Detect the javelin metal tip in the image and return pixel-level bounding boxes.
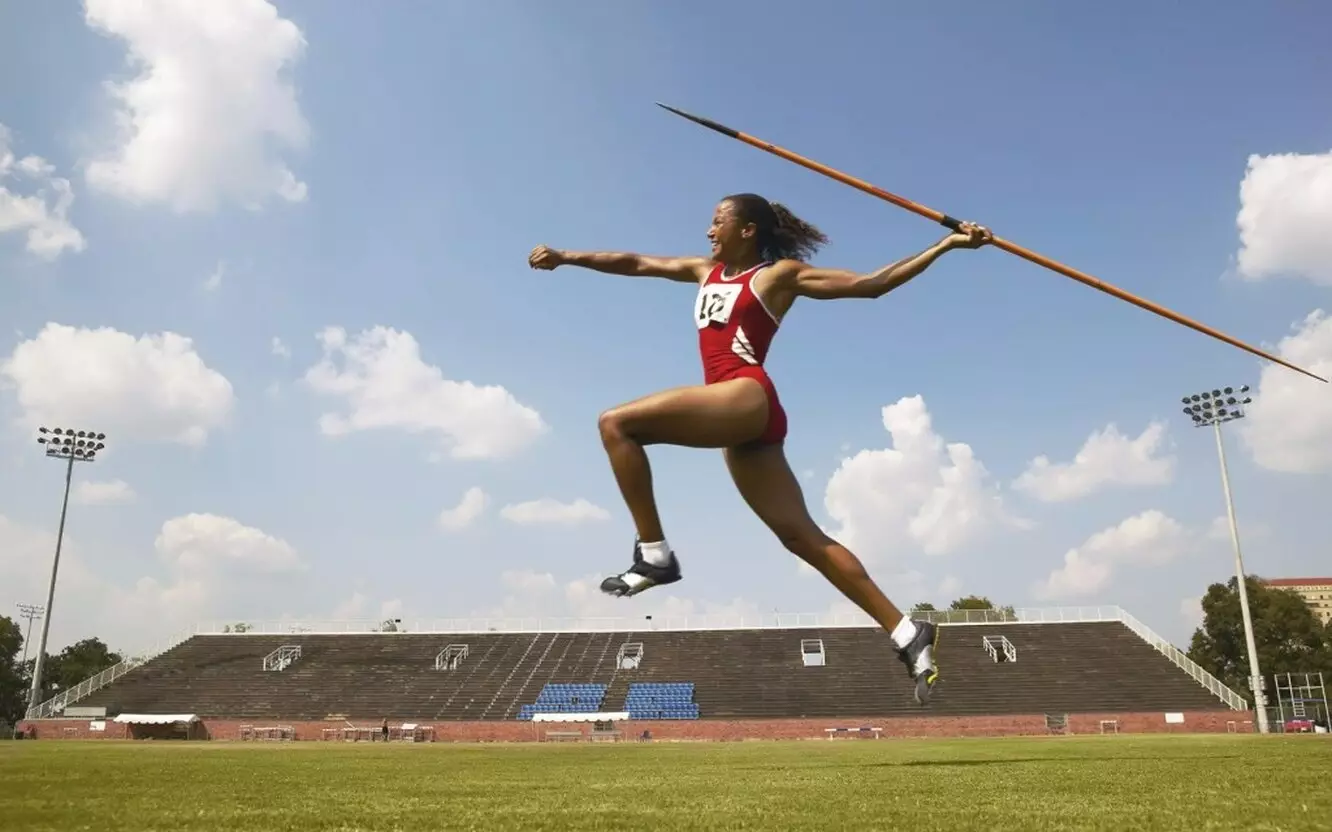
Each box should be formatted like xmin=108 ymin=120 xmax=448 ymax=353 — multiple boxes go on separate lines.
xmin=655 ymin=102 xmax=739 ymax=138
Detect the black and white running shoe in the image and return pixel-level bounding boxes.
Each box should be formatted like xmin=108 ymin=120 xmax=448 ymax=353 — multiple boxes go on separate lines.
xmin=896 ymin=620 xmax=940 ymax=706
xmin=599 ymin=539 xmax=682 ymax=597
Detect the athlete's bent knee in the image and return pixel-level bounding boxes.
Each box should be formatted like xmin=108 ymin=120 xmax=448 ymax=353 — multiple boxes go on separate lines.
xmin=598 ymin=408 xmax=625 ymax=444
xmin=600 ymin=406 xmax=646 ymax=446
xmin=771 ymin=521 xmax=831 ymax=560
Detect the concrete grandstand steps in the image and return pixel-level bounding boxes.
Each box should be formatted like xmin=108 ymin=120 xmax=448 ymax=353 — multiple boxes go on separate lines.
xmin=436 ymin=634 xmax=538 ymax=721
xmin=428 ymin=634 xmax=518 ymax=720
xmin=479 ymin=633 xmax=561 ymax=720
xmin=564 ymin=631 xmax=618 ymax=681
xmin=499 ymin=632 xmax=606 ymax=719
xmin=75 ymin=620 xmax=1232 ymax=723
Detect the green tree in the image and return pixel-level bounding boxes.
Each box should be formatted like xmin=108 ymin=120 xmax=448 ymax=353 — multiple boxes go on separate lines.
xmin=948 ymin=596 xmax=1018 ymax=621
xmin=0 ymin=616 xmax=26 ymax=725
xmin=28 ymin=638 xmax=123 ymax=703
xmin=911 ymin=602 xmax=937 ymax=612
xmin=222 ymin=623 xmax=251 ymax=634
xmin=949 ymin=595 xmax=994 ymax=610
xmin=1188 ymin=576 xmax=1332 ymax=700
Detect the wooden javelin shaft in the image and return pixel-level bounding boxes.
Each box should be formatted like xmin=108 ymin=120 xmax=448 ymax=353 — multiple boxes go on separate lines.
xmin=656 ymin=103 xmax=1327 ymax=384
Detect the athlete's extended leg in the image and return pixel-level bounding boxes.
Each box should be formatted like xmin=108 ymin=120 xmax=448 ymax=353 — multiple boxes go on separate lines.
xmin=723 ymin=442 xmax=940 ymax=705
xmin=596 ymin=377 xmax=769 ymax=597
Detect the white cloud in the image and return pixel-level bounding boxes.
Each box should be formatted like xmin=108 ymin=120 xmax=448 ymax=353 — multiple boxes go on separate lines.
xmin=270 ymin=336 xmax=290 ymax=359
xmin=475 ymin=567 xmax=763 ymax=623
xmin=73 ymin=479 xmax=136 ymax=505
xmin=83 ymin=0 xmax=309 ymax=211
xmin=304 ymin=326 xmax=546 ymax=460
xmin=1238 ymin=310 xmax=1332 ymax=473
xmin=1013 ymin=422 xmax=1174 ymax=503
xmin=1 ymin=323 xmax=234 ymax=446
xmin=938 ymin=575 xmax=961 ymax=598
xmin=499 ymin=498 xmax=611 ymax=527
xmin=1179 ymin=596 xmax=1204 ymax=631
xmin=0 ymin=124 xmax=86 ymax=260
xmin=1206 ymin=515 xmax=1270 ymax=546
xmin=500 ymin=568 xmax=558 ymax=596
xmin=1205 ymin=516 xmax=1236 ymax=545
xmin=202 ymin=262 xmax=224 ymax=292
xmin=439 ymin=487 xmax=488 ymax=532
xmin=0 ymin=514 xmax=105 ymax=642
xmin=1235 ymin=151 xmax=1332 ymax=285
xmin=110 ymin=513 xmax=304 ymax=646
xmin=332 ymin=591 xmax=404 ymax=622
xmin=1035 ymin=510 xmax=1190 ymax=600
xmin=155 ymin=513 xmax=304 ymax=575
xmin=0 ymin=512 xmax=302 ymax=654
xmin=823 ymin=395 xmax=1027 ymax=563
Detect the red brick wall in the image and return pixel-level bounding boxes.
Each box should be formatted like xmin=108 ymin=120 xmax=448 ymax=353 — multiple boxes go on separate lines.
xmin=18 ymin=710 xmax=1253 ymax=741
xmin=15 ymin=719 xmax=129 ymax=740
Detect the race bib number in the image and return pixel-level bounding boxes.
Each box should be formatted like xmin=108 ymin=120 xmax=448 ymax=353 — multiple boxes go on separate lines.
xmin=695 ymin=283 xmax=742 ymax=329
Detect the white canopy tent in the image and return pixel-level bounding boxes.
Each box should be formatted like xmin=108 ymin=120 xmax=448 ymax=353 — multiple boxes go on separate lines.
xmin=112 ymin=713 xmax=200 ymax=725
xmin=112 ymin=713 xmax=202 ymax=739
xmin=530 ymin=712 xmax=629 ymax=723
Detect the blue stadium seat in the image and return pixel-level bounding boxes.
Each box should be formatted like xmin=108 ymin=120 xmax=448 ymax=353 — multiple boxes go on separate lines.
xmin=623 ymin=681 xmax=699 ymax=720
xmin=515 ymin=682 xmax=610 ymax=720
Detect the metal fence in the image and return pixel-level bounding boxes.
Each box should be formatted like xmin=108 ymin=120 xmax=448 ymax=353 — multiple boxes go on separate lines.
xmin=190 ymin=605 xmax=1133 ymax=636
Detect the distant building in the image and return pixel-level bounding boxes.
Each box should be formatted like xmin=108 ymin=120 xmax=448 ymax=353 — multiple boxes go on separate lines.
xmin=1262 ymin=577 xmax=1332 ymax=625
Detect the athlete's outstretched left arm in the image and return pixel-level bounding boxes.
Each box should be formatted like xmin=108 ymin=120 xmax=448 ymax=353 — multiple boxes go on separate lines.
xmin=787 ymin=222 xmax=992 ymax=300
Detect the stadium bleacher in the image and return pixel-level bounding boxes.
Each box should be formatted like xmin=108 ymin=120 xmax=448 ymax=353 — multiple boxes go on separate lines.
xmin=44 ymin=614 xmax=1241 ymax=727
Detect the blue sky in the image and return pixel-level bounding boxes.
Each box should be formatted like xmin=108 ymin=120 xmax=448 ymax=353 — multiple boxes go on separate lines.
xmin=1 ymin=1 xmax=1329 ymax=655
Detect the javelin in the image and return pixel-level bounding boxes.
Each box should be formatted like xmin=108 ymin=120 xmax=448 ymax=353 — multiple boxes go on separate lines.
xmin=656 ymin=103 xmax=1327 ymax=384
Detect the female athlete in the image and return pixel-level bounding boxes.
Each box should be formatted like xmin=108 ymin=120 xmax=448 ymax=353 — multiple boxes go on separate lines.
xmin=528 ymin=193 xmax=991 ymax=704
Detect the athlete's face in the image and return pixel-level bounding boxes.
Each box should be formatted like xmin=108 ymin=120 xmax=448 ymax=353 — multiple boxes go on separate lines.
xmin=707 ymin=200 xmax=756 ymax=261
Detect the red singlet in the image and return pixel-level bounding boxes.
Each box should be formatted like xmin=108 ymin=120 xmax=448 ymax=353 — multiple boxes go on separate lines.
xmin=694 ymin=261 xmax=788 ymax=445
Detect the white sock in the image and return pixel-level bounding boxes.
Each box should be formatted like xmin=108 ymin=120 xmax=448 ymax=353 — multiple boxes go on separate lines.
xmin=638 ymin=539 xmax=673 ymax=568
xmin=890 ymin=617 xmax=918 ymax=650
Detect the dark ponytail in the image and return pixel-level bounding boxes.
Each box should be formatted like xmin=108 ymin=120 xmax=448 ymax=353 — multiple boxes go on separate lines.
xmin=724 ymin=193 xmax=829 ymax=262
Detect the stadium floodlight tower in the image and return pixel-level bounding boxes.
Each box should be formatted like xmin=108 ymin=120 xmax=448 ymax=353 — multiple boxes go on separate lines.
xmin=16 ymin=603 xmax=45 ymax=687
xmin=1179 ymin=386 xmax=1268 ymax=735
xmin=26 ymin=426 xmax=107 ymax=716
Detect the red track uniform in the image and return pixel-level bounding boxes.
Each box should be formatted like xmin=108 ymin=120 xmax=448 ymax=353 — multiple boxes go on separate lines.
xmin=693 ymin=261 xmax=787 ymax=444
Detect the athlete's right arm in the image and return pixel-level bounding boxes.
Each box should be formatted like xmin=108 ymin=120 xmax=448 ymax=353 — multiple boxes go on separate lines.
xmin=529 ymin=246 xmax=710 ymax=284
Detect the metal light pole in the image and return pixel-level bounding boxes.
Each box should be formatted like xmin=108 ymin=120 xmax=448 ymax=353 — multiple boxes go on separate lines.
xmin=16 ymin=604 xmax=44 ymax=693
xmin=26 ymin=427 xmax=106 ymax=716
xmin=1180 ymin=385 xmax=1268 ymax=734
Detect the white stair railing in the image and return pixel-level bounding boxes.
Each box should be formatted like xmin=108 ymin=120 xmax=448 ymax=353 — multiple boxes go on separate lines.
xmin=1115 ymin=608 xmax=1247 ymax=711
xmin=24 ymin=628 xmax=197 ymax=720
xmin=982 ymin=634 xmax=1018 ymax=663
xmin=262 ymin=645 xmax=303 ymax=672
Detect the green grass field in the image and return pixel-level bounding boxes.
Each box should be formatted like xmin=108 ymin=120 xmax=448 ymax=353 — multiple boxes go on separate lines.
xmin=1 ymin=736 xmax=1327 ymax=831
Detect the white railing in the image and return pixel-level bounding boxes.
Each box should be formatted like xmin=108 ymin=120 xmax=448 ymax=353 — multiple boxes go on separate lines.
xmin=24 ymin=628 xmax=196 ymax=720
xmin=1115 ymin=608 xmax=1248 ymax=711
xmin=262 ymin=645 xmax=303 ymax=672
xmin=982 ymin=634 xmax=1018 ymax=663
xmin=190 ymin=606 xmax=1132 ymax=636
xmin=435 ymin=644 xmax=469 ymax=671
